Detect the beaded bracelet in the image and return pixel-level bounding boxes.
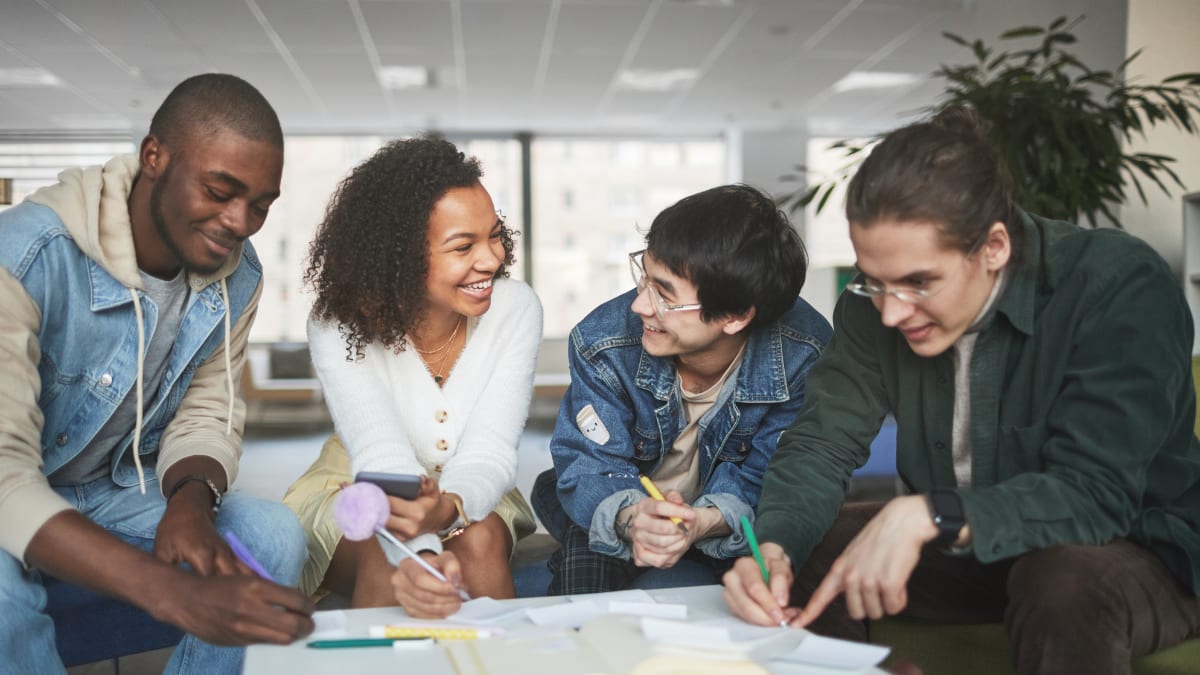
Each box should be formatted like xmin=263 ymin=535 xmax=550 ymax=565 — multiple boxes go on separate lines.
xmin=167 ymin=474 xmax=222 ymax=516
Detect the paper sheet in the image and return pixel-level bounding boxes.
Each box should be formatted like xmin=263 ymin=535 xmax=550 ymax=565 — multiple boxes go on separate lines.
xmin=777 ymin=633 xmax=891 ymax=670
xmin=310 ymin=610 xmax=347 ymax=637
xmin=608 ymin=600 xmax=687 ymax=619
xmin=641 ymin=616 xmax=805 ymax=661
xmin=526 ymin=600 xmax=606 ymax=628
xmin=449 ymin=597 xmax=531 ymax=624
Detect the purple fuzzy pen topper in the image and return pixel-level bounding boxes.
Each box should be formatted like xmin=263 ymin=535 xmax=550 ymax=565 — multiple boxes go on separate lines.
xmin=334 ymin=482 xmax=470 ymax=601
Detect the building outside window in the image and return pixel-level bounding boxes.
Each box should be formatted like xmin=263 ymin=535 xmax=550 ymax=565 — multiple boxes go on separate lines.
xmin=531 ymin=137 xmax=725 ymax=337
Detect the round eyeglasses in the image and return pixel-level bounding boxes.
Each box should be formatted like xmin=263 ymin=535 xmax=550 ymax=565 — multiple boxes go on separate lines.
xmin=628 ymin=250 xmax=702 ymax=321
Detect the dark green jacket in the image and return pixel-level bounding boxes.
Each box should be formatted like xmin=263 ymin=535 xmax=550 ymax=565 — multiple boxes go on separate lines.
xmin=757 ymin=212 xmax=1200 ymax=593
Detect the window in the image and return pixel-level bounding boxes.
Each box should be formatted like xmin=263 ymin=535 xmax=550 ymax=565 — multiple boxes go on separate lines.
xmin=531 ymin=137 xmax=726 ymax=336
xmin=0 ymin=140 xmax=135 ymax=213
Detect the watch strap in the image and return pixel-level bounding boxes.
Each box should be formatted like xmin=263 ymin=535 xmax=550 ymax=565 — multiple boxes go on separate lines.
xmin=926 ymin=489 xmax=965 ymax=547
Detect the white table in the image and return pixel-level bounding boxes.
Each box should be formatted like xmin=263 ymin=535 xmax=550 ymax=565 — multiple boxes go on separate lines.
xmin=244 ymin=585 xmax=888 ymax=674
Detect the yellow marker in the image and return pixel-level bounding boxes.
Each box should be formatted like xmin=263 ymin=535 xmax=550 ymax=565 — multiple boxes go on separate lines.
xmin=369 ymin=625 xmax=498 ymax=640
xmin=639 ymin=475 xmax=689 ymax=535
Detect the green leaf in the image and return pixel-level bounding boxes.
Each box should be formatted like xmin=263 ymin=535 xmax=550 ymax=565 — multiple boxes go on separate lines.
xmin=1000 ymin=26 xmax=1045 ymax=40
xmin=815 ymin=183 xmax=838 ymax=215
xmin=942 ymin=31 xmax=969 ymax=47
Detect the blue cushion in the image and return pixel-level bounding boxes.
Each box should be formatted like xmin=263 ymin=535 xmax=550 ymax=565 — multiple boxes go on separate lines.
xmin=44 ymin=576 xmax=183 ymax=666
xmin=853 ymin=417 xmax=898 ymax=479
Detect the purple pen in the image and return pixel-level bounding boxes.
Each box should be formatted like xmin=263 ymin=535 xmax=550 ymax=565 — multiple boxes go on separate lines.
xmin=222 ymin=529 xmax=276 ymax=582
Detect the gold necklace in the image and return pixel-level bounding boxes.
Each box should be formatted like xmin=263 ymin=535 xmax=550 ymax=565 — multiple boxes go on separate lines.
xmin=430 ymin=341 xmax=455 ymax=385
xmin=412 ymin=316 xmax=462 ymax=355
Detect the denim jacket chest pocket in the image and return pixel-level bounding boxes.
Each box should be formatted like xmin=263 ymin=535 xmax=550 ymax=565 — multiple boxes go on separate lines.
xmin=631 ymin=427 xmax=663 ymax=463
xmin=715 ymin=425 xmax=757 ymax=463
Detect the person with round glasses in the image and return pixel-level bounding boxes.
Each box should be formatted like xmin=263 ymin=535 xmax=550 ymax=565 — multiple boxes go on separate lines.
xmin=531 ymin=184 xmax=831 ymax=595
xmin=723 ymin=106 xmax=1200 ymax=672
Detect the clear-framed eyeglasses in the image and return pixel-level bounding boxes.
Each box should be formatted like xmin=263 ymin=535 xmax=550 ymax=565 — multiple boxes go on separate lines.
xmin=628 ymin=249 xmax=702 ymax=321
xmin=845 ymin=254 xmax=973 ymax=305
xmin=845 ymin=276 xmax=946 ymax=304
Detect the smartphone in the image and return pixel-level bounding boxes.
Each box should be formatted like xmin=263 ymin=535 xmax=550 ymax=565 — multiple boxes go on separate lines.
xmin=354 ymin=471 xmax=422 ymax=500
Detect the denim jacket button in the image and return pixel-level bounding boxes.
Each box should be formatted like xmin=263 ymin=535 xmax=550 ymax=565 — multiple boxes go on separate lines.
xmin=56 ymin=433 xmax=68 ymax=446
xmin=98 ymin=373 xmax=113 ymax=387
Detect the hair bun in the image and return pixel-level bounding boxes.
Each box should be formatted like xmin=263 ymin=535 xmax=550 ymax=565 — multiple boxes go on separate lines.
xmin=930 ymin=105 xmax=991 ymax=139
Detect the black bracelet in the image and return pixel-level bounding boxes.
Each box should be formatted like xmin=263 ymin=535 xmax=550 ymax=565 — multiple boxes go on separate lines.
xmin=167 ymin=474 xmax=222 ymax=516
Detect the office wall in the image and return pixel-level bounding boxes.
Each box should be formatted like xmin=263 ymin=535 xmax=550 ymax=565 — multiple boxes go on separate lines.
xmin=1120 ymin=0 xmax=1200 ymax=276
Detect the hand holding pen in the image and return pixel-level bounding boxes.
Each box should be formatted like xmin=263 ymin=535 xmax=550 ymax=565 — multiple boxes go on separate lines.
xmin=334 ymin=481 xmax=470 ymax=616
xmin=721 ymin=520 xmax=799 ymax=628
xmin=639 ymin=475 xmax=690 ymax=535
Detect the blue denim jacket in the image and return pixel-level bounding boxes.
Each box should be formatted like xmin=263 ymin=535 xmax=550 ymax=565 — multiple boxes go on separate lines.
xmin=0 ymin=201 xmax=262 ymax=487
xmin=550 ymin=289 xmax=831 ymax=560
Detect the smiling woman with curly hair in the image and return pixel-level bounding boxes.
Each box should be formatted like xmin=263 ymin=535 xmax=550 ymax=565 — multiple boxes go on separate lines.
xmin=283 ymin=136 xmax=543 ymax=616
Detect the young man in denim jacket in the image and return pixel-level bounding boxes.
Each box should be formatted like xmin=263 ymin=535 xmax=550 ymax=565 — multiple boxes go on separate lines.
xmin=0 ymin=74 xmax=314 ymax=674
xmin=532 ymin=184 xmax=832 ymax=594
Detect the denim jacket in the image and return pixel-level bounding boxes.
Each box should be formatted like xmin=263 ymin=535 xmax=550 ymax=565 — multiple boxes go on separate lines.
xmin=549 ymin=289 xmax=831 ymax=560
xmin=0 ymin=156 xmax=263 ymax=559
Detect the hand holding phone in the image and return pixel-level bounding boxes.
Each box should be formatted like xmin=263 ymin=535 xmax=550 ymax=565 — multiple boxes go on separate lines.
xmin=353 ymin=471 xmax=422 ymax=500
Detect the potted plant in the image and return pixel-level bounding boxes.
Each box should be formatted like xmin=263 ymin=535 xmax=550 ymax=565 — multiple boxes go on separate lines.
xmin=783 ymin=16 xmax=1200 ymax=227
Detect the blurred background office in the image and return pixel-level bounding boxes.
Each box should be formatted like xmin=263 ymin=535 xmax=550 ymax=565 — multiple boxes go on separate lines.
xmin=3 ymin=0 xmax=1196 ymax=340
xmin=3 ymin=2 xmax=1197 ymax=671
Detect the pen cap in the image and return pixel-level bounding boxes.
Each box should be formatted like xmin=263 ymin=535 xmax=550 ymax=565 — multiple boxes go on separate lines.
xmin=335 ymin=482 xmax=390 ymax=541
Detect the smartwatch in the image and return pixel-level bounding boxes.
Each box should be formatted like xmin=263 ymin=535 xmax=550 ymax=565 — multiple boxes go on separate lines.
xmin=926 ymin=489 xmax=966 ymax=547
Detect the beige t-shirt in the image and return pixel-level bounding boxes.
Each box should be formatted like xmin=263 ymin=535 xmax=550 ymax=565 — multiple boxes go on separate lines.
xmin=652 ymin=345 xmax=746 ymax=503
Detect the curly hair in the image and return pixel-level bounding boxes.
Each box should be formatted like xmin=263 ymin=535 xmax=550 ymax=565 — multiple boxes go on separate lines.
xmin=305 ymin=135 xmax=516 ymax=359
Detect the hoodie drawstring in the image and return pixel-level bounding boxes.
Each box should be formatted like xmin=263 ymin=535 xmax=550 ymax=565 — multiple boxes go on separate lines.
xmin=127 ymin=279 xmax=235 ymax=497
xmin=220 ymin=278 xmax=233 ymax=436
xmin=128 ymin=288 xmax=148 ymax=495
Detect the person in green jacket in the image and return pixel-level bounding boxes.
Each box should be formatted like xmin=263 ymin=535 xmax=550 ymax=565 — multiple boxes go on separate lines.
xmin=723 ymin=106 xmax=1200 ymax=673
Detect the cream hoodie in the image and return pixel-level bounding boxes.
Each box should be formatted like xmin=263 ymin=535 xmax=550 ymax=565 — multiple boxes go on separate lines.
xmin=0 ymin=155 xmax=262 ymax=560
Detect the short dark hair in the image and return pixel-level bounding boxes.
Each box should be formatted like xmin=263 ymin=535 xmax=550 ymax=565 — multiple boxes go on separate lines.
xmin=149 ymin=73 xmax=282 ymax=149
xmin=305 ymin=135 xmax=515 ymax=358
xmin=645 ymin=183 xmax=807 ymax=331
xmin=845 ymin=105 xmax=1020 ymax=262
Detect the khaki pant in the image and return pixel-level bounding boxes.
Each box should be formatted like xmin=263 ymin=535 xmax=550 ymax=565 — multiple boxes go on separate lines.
xmin=283 ymin=434 xmax=535 ymax=597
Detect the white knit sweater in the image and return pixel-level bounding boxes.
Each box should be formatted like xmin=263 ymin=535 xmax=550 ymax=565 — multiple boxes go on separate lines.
xmin=308 ymin=278 xmax=543 ymax=553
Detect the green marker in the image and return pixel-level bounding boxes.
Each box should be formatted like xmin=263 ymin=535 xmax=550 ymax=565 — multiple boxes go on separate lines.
xmin=307 ymin=637 xmax=432 ymax=649
xmin=741 ymin=515 xmax=770 ymax=584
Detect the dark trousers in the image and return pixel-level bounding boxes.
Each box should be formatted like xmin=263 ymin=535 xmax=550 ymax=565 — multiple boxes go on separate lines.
xmin=546 ymin=521 xmax=733 ymax=595
xmin=795 ymin=502 xmax=1200 ymax=674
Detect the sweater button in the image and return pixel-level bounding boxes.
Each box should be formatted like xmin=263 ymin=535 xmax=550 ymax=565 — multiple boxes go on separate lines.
xmin=99 ymin=373 xmax=113 ymax=387
xmin=434 ymin=464 xmax=443 ymax=473
xmin=436 ymin=439 xmax=449 ymax=451
xmin=935 ymin=441 xmax=945 ymax=450
xmin=435 ymin=410 xmax=448 ymax=423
